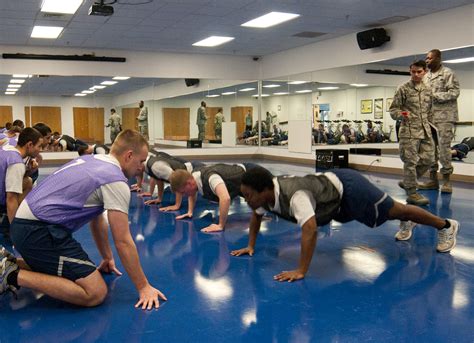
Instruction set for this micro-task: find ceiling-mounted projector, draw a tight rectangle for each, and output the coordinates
[89,1,114,16]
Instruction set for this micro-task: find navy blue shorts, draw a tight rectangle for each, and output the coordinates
[10,218,96,281]
[331,169,394,227]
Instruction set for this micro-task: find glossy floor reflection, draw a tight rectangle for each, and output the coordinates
[1,162,473,342]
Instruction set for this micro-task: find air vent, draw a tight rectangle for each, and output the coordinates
[365,16,409,27]
[292,31,326,38]
[42,13,66,18]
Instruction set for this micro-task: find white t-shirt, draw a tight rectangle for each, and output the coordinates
[193,164,247,196]
[16,154,130,220]
[3,146,25,194]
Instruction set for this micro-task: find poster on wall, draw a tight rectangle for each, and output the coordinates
[374,98,383,119]
[361,99,372,114]
[386,98,393,111]
[312,104,320,127]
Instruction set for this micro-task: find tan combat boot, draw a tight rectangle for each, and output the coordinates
[406,188,430,206]
[440,174,452,193]
[418,171,439,190]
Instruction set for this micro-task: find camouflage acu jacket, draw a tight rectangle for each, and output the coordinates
[425,65,460,123]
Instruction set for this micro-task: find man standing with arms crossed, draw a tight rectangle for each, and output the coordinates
[419,49,460,193]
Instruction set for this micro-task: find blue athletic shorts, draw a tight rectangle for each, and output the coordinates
[331,169,394,228]
[10,218,96,281]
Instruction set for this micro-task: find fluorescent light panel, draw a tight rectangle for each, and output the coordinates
[273,92,289,95]
[222,91,236,95]
[101,81,118,85]
[41,0,83,14]
[296,89,312,93]
[318,86,339,90]
[206,94,220,98]
[288,81,307,85]
[5,92,15,95]
[31,26,63,39]
[75,93,87,96]
[253,94,269,97]
[6,88,18,92]
[263,84,280,88]
[10,79,25,84]
[192,36,234,47]
[350,83,368,87]
[82,90,95,94]
[242,12,300,28]
[8,84,21,88]
[12,74,31,78]
[239,88,255,92]
[112,76,130,80]
[444,57,474,63]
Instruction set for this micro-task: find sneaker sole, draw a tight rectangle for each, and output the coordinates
[437,222,460,253]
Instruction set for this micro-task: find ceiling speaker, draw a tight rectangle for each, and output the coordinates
[356,28,390,50]
[185,78,199,87]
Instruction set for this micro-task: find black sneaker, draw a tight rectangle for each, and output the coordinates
[1,256,19,295]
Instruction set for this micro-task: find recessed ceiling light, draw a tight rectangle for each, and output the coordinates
[75,93,87,96]
[242,12,300,28]
[350,83,369,87]
[192,36,234,47]
[92,85,106,89]
[222,91,236,95]
[239,88,256,92]
[41,0,82,14]
[273,92,289,95]
[206,94,220,98]
[5,92,15,95]
[295,89,312,93]
[6,88,18,92]
[444,57,474,63]
[8,84,21,88]
[112,76,130,80]
[288,81,307,85]
[12,74,31,78]
[317,86,339,90]
[82,90,95,94]
[253,94,270,97]
[10,79,25,84]
[31,26,63,39]
[100,81,118,85]
[263,84,280,88]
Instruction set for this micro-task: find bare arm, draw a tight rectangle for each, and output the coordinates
[201,183,230,232]
[274,216,318,282]
[108,210,167,309]
[230,211,263,256]
[6,192,20,223]
[175,192,196,220]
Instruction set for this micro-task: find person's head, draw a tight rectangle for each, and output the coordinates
[17,127,43,158]
[342,124,349,131]
[77,145,94,156]
[139,100,144,108]
[240,167,275,210]
[110,108,116,114]
[318,123,324,130]
[52,131,61,140]
[409,60,427,83]
[201,101,206,107]
[426,49,441,71]
[367,120,373,128]
[4,122,12,130]
[169,169,197,196]
[7,125,22,135]
[12,119,24,129]
[33,122,52,148]
[218,108,222,113]
[110,129,149,178]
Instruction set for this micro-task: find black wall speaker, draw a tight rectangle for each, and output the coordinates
[356,28,390,50]
[185,78,200,87]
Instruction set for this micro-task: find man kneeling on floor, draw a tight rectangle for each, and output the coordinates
[1,130,166,309]
[231,167,459,282]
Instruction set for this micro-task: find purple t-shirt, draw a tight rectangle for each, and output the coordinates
[27,155,127,231]
[0,148,23,206]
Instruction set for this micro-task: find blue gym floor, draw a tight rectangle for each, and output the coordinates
[1,161,473,342]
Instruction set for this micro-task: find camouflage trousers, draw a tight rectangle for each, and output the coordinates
[110,130,119,143]
[399,136,435,191]
[138,124,148,140]
[430,122,455,175]
[198,124,205,140]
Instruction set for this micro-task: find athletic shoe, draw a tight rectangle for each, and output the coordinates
[0,256,19,295]
[437,219,459,253]
[395,221,416,241]
[0,245,16,263]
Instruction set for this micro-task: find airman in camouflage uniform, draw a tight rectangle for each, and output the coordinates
[390,60,434,206]
[105,108,121,143]
[137,100,149,140]
[418,49,460,193]
[214,108,225,139]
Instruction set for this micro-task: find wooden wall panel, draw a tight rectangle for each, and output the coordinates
[163,108,190,140]
[73,107,105,144]
[231,106,253,136]
[24,106,61,133]
[0,106,13,127]
[122,108,139,131]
